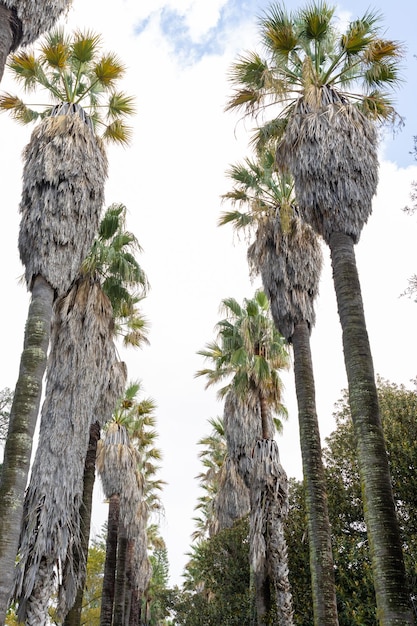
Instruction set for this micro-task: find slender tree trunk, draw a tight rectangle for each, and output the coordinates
[113,524,128,626]
[64,421,101,626]
[0,275,53,624]
[329,231,413,625]
[100,494,120,626]
[292,320,339,626]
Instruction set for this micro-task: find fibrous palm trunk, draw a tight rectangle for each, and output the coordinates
[63,421,101,626]
[330,232,412,624]
[0,276,53,623]
[250,439,293,626]
[292,320,339,625]
[14,278,125,623]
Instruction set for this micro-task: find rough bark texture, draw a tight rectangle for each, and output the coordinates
[100,494,120,626]
[249,440,293,626]
[0,275,53,624]
[292,320,339,626]
[0,3,21,82]
[19,112,107,296]
[14,278,124,622]
[2,0,70,46]
[329,231,413,625]
[63,421,101,626]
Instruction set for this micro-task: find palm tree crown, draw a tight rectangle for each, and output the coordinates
[196,290,289,421]
[0,27,135,143]
[227,2,403,130]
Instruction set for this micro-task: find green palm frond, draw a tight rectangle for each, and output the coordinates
[227,2,404,137]
[107,92,136,118]
[102,118,133,145]
[1,28,135,144]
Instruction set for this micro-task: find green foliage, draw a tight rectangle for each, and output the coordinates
[145,547,177,625]
[0,28,135,144]
[174,518,253,625]
[83,203,150,348]
[286,377,417,625]
[226,2,404,151]
[196,290,289,423]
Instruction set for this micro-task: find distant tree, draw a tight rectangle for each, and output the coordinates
[175,517,252,626]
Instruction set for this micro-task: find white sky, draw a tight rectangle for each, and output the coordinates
[0,0,416,588]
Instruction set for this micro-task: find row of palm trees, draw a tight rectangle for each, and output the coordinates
[0,25,160,626]
[195,3,412,626]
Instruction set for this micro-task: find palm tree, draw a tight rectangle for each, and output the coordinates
[220,150,338,625]
[196,292,293,626]
[0,31,134,620]
[97,381,164,626]
[63,205,150,626]
[227,4,411,623]
[194,416,249,539]
[0,0,71,82]
[97,419,141,626]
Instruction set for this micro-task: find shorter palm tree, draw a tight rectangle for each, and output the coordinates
[196,292,293,626]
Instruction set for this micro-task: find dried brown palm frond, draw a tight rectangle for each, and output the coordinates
[14,276,123,621]
[277,96,378,244]
[2,0,71,46]
[19,108,107,295]
[249,439,293,626]
[211,456,250,535]
[249,215,323,340]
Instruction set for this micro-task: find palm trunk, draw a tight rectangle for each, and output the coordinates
[100,494,120,626]
[329,231,413,625]
[113,524,128,626]
[63,421,101,626]
[0,275,53,623]
[292,320,339,625]
[250,440,293,626]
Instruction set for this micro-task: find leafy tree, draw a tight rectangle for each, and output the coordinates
[227,4,410,622]
[285,377,417,625]
[174,517,253,626]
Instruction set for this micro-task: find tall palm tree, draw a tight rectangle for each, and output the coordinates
[220,150,338,625]
[0,31,134,620]
[0,0,71,82]
[63,205,150,626]
[227,4,411,623]
[197,292,293,626]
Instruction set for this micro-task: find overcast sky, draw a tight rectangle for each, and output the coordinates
[0,0,416,587]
